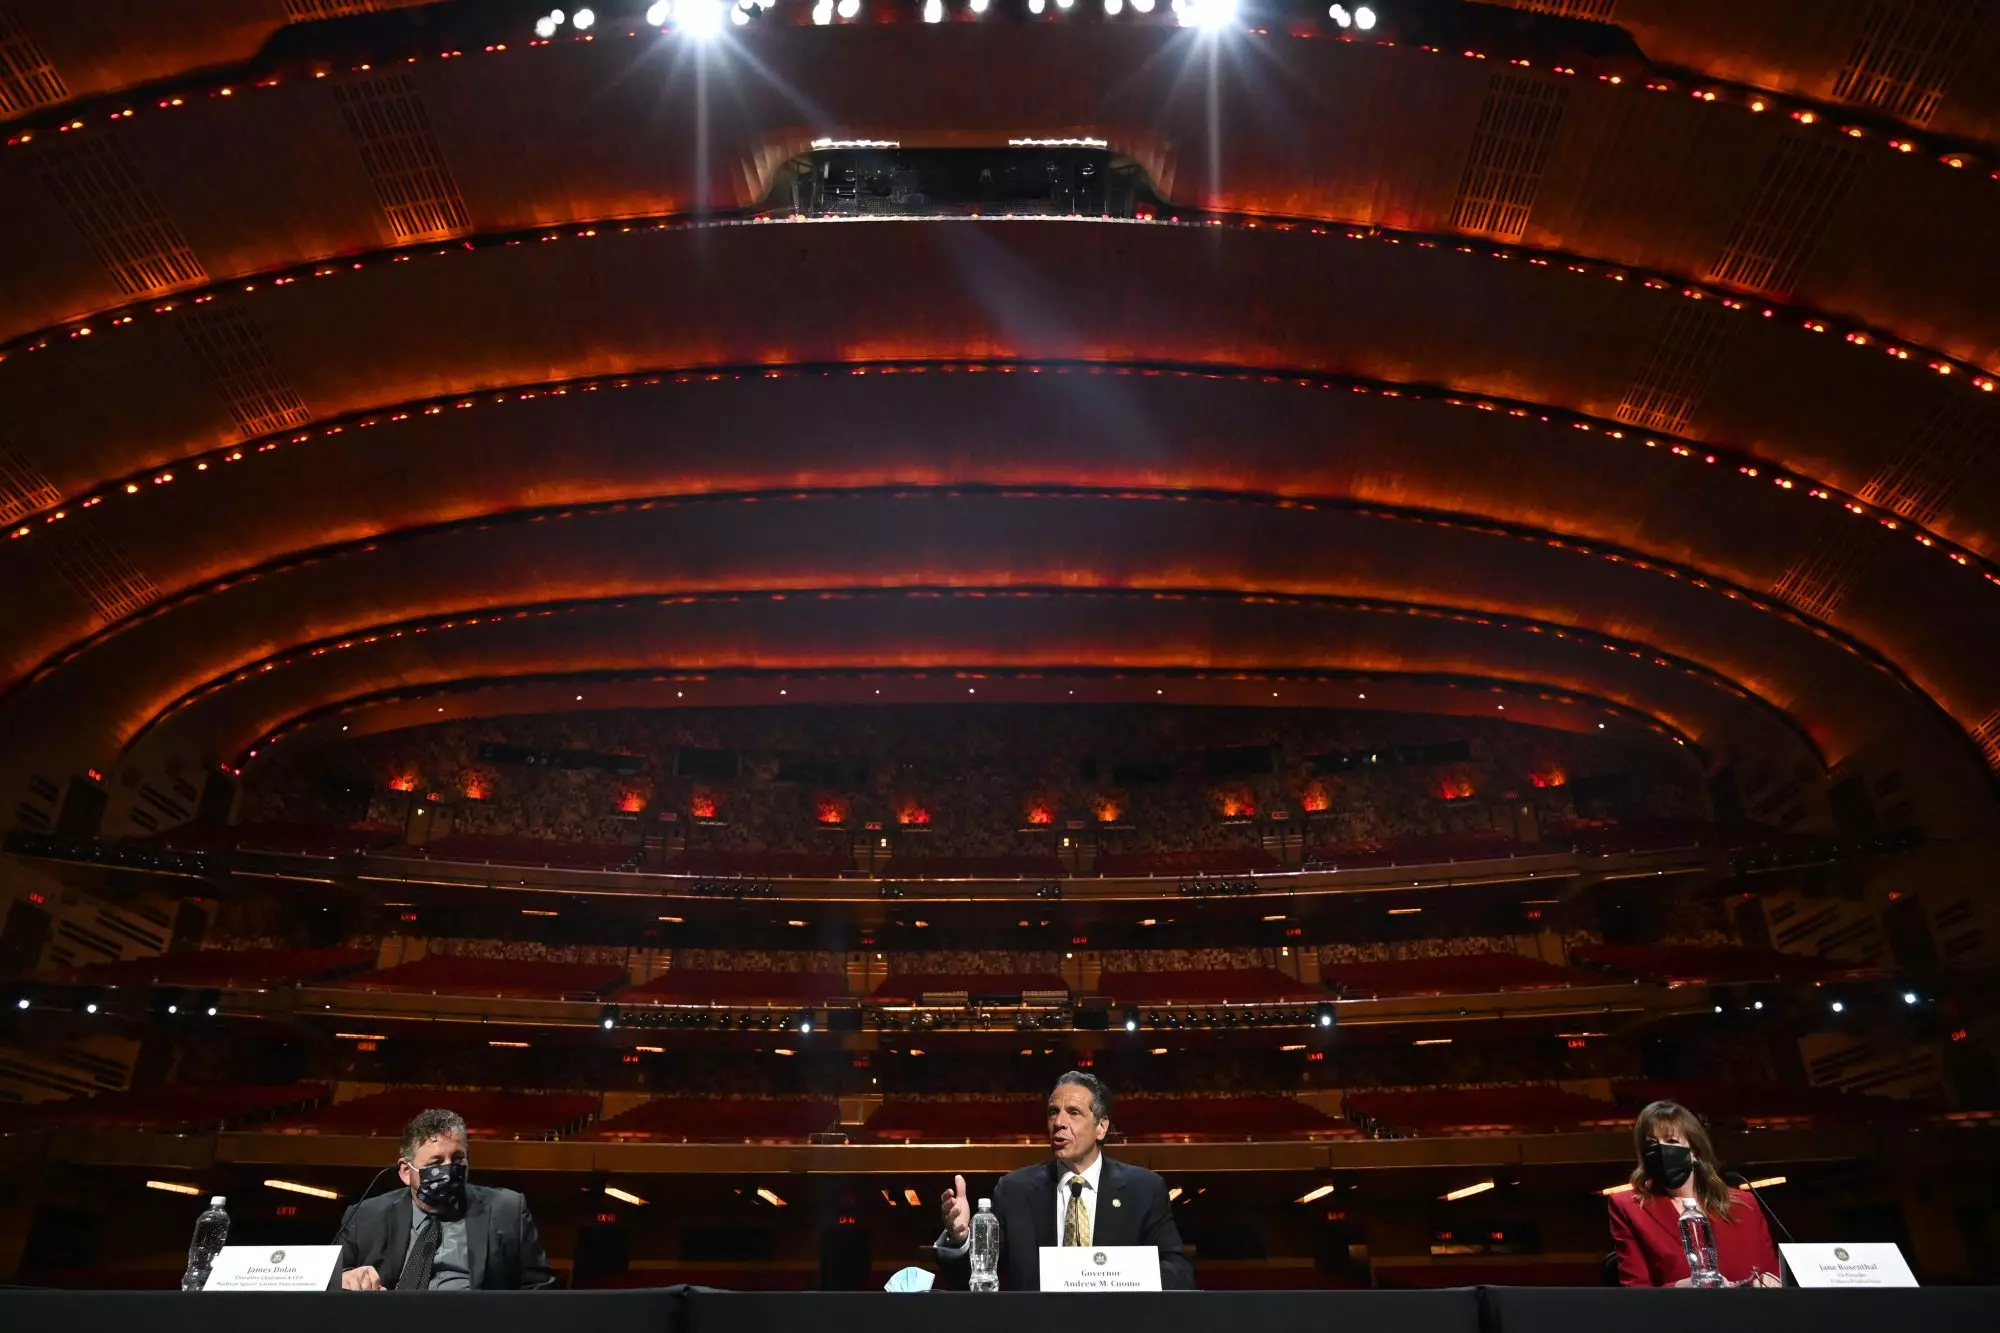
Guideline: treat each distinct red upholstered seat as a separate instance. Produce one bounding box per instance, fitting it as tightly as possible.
[330,954,626,1000]
[268,1087,599,1139]
[1098,967,1327,1004]
[582,1098,838,1142]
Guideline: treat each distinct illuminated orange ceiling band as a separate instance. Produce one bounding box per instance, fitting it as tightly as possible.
[219,664,1704,773]
[130,583,1814,760]
[7,481,1932,739]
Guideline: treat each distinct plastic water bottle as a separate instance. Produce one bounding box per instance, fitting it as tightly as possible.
[968,1198,1001,1292]
[1677,1205,1723,1288]
[181,1195,230,1292]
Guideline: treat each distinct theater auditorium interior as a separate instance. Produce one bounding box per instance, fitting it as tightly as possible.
[1,0,1998,1296]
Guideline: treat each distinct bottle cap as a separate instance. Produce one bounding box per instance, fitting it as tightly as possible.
[211,1196,226,1207]
[978,1199,991,1210]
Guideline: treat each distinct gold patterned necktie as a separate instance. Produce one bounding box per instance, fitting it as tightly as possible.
[1063,1176,1091,1247]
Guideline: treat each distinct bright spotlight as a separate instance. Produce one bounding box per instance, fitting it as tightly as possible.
[1830,1000,1845,1014]
[1132,0,1153,10]
[800,1019,813,1034]
[572,6,594,27]
[645,0,670,23]
[923,0,943,19]
[1105,0,1123,12]
[14,997,27,1010]
[1028,0,1045,10]
[1329,3,1350,24]
[1178,0,1237,28]
[534,15,558,36]
[1057,0,1076,8]
[680,0,725,35]
[837,0,860,16]
[970,0,989,10]
[813,0,833,20]
[549,7,566,21]
[85,1002,99,1014]
[1354,3,1376,28]
[730,3,749,23]
[1903,991,1918,1005]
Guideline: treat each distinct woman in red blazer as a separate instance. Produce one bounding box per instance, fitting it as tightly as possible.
[1607,1099,1782,1287]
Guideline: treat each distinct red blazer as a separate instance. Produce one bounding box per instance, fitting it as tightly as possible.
[1608,1188,1780,1287]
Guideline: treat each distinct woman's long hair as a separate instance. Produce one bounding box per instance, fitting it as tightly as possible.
[1629,1099,1735,1221]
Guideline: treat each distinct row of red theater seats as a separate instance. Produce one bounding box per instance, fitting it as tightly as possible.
[7,1083,1924,1140]
[1320,954,1600,998]
[149,822,1722,876]
[327,955,629,999]
[583,1095,1356,1143]
[1570,943,1871,985]
[43,946,376,989]
[1344,1086,1626,1136]
[0,1083,331,1134]
[42,955,1631,1004]
[266,1088,602,1138]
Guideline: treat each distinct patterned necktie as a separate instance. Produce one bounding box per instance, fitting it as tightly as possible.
[1063,1177,1090,1247]
[397,1214,440,1292]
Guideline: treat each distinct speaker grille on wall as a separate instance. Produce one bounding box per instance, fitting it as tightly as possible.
[1449,73,1570,240]
[285,0,430,18]
[176,304,314,439]
[32,519,161,623]
[1857,396,1996,527]
[1472,0,1617,18]
[0,439,62,527]
[1769,511,1887,623]
[34,133,207,296]
[1707,136,1861,298]
[331,72,472,242]
[1831,0,1985,125]
[0,6,66,116]
[1614,301,1739,435]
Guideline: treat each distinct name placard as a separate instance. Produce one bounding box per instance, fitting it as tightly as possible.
[1038,1245,1163,1292]
[202,1244,344,1291]
[1779,1242,1918,1288]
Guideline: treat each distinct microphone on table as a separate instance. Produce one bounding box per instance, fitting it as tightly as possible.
[1725,1171,1795,1286]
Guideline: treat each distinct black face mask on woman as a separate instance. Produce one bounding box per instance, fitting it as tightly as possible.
[1642,1140,1696,1191]
[413,1159,469,1218]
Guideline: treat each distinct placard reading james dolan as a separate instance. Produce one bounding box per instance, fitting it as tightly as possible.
[202,1244,344,1291]
[1038,1245,1164,1292]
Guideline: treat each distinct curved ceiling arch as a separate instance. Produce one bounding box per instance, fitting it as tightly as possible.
[10,2,1995,153]
[137,591,1795,770]
[8,224,2000,556]
[2,27,1995,359]
[137,584,1815,756]
[230,665,1712,791]
[6,481,1933,717]
[5,219,1993,570]
[9,491,1969,786]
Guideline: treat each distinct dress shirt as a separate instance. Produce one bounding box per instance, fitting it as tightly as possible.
[404,1204,471,1291]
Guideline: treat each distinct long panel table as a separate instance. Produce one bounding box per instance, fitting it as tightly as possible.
[2,1284,1995,1333]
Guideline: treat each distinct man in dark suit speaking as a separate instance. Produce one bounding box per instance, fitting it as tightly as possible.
[335,1108,554,1291]
[934,1071,1194,1290]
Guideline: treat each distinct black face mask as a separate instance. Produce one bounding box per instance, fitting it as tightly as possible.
[1642,1140,1696,1191]
[412,1159,468,1218]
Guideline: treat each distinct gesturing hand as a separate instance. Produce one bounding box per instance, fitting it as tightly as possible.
[939,1174,972,1242]
[340,1265,384,1291]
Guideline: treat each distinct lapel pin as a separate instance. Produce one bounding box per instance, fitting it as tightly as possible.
[1112,1198,1122,1208]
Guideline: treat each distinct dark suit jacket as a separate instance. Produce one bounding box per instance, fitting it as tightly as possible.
[335,1183,555,1290]
[935,1156,1195,1291]
[1608,1189,1780,1287]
